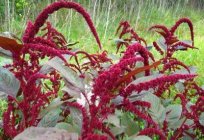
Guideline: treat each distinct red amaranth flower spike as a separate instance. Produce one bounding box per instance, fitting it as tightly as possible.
[84,134,108,140]
[124,74,196,96]
[65,101,89,138]
[115,21,147,53]
[162,59,190,73]
[153,41,164,55]
[23,1,102,49]
[174,94,189,115]
[122,43,152,75]
[122,99,158,127]
[149,25,170,38]
[23,43,74,63]
[171,41,195,50]
[170,18,194,46]
[32,37,58,49]
[132,100,151,108]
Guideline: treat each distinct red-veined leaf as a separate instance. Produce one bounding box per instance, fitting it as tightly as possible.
[116,60,161,87]
[0,36,23,54]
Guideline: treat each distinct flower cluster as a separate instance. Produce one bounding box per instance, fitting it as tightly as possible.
[0,1,204,140]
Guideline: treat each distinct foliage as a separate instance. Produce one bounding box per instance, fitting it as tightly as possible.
[0,1,4,19]
[15,0,28,16]
[0,1,204,140]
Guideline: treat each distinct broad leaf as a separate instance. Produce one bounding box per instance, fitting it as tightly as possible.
[14,127,78,140]
[185,102,194,112]
[55,122,71,130]
[173,66,197,75]
[61,86,81,99]
[183,135,193,140]
[38,98,64,119]
[175,82,185,92]
[112,95,124,105]
[46,57,85,93]
[199,112,204,126]
[0,36,23,53]
[55,122,78,133]
[0,91,7,99]
[0,67,20,98]
[110,126,125,136]
[39,55,71,74]
[114,38,126,45]
[123,73,163,97]
[165,104,182,128]
[147,45,153,50]
[116,61,161,86]
[108,54,120,62]
[0,120,2,128]
[121,113,140,136]
[128,74,163,86]
[142,93,165,123]
[105,114,120,127]
[108,110,125,136]
[176,40,192,50]
[129,135,152,140]
[66,106,83,134]
[157,37,167,51]
[128,88,154,102]
[38,108,61,127]
[0,47,12,58]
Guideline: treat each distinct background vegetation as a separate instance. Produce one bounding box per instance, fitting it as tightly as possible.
[0,0,204,84]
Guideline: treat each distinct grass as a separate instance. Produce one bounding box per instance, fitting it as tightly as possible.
[0,0,204,119]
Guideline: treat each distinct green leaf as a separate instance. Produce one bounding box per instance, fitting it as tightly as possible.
[165,104,182,128]
[128,88,154,102]
[168,117,186,129]
[46,57,85,93]
[129,135,152,140]
[38,108,61,127]
[185,102,194,112]
[67,106,83,134]
[0,67,20,98]
[100,62,111,70]
[61,86,81,99]
[174,66,197,75]
[175,82,185,92]
[55,122,78,133]
[126,74,163,99]
[112,95,123,105]
[55,122,70,130]
[105,114,120,127]
[199,112,204,126]
[129,74,164,86]
[176,40,192,50]
[0,47,12,59]
[38,97,64,119]
[142,93,165,123]
[157,37,167,51]
[121,113,140,136]
[13,127,78,140]
[183,135,193,140]
[114,38,126,45]
[39,55,71,74]
[161,99,173,107]
[111,126,125,136]
[147,46,153,50]
[108,54,120,62]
